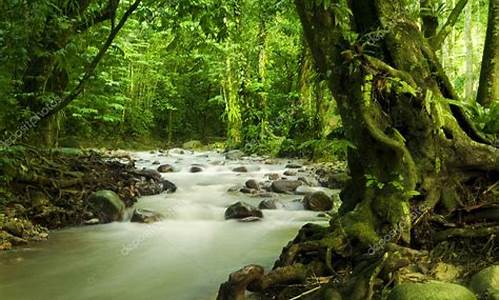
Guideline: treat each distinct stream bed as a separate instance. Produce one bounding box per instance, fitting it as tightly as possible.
[0,150,334,300]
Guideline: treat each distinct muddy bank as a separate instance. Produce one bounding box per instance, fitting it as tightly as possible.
[0,146,171,250]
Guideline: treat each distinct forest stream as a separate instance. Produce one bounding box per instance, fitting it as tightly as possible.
[0,150,335,300]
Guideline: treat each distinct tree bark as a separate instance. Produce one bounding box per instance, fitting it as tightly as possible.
[293,1,497,298]
[477,0,499,107]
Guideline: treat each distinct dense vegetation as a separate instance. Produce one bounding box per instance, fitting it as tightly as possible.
[0,0,498,299]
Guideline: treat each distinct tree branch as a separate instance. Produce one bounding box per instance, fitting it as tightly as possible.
[42,0,142,120]
[430,0,468,49]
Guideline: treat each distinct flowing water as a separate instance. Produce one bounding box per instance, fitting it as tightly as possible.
[0,150,334,300]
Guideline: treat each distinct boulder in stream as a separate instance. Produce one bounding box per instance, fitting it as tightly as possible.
[157,164,174,173]
[88,190,125,223]
[160,179,177,193]
[232,166,248,173]
[285,163,302,169]
[224,202,263,220]
[258,199,284,210]
[271,180,302,194]
[303,191,333,211]
[190,166,203,173]
[245,179,259,190]
[131,208,164,224]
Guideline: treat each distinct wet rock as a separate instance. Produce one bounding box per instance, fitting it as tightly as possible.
[303,191,333,211]
[224,202,263,220]
[388,282,476,300]
[232,166,248,173]
[240,187,257,194]
[318,172,351,189]
[266,173,280,181]
[245,179,259,190]
[84,218,100,225]
[469,265,499,300]
[183,140,203,149]
[284,170,297,176]
[254,192,274,198]
[295,185,317,195]
[271,180,302,194]
[258,199,284,210]
[160,179,177,193]
[149,151,155,154]
[190,166,203,173]
[238,216,262,223]
[209,160,225,166]
[152,160,161,165]
[134,168,162,181]
[225,150,245,160]
[157,164,174,173]
[131,208,164,224]
[285,163,302,169]
[264,159,278,165]
[88,190,125,223]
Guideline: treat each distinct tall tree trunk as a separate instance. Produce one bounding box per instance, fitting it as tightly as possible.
[477,0,499,107]
[464,0,475,100]
[245,1,497,298]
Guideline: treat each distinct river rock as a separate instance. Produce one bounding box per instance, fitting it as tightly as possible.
[225,150,245,160]
[224,202,263,220]
[388,282,476,300]
[190,166,203,173]
[258,199,284,210]
[266,173,280,180]
[318,172,351,189]
[469,265,499,300]
[183,140,203,149]
[157,164,174,173]
[245,179,259,190]
[88,190,125,223]
[285,163,302,169]
[152,160,161,165]
[295,185,317,195]
[232,166,248,173]
[160,179,177,193]
[284,170,297,176]
[134,168,162,181]
[271,180,302,194]
[240,187,257,194]
[303,191,333,211]
[131,208,164,224]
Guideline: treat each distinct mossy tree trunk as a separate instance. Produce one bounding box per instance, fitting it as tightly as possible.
[289,0,498,297]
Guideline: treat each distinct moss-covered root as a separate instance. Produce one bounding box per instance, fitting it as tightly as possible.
[216,265,264,300]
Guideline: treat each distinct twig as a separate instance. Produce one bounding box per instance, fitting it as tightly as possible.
[288,286,322,300]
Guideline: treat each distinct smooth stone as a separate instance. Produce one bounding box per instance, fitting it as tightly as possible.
[240,187,257,194]
[295,185,317,195]
[224,202,263,220]
[469,265,499,300]
[157,164,174,173]
[388,282,477,300]
[160,179,177,193]
[232,166,248,173]
[303,191,333,211]
[285,163,302,169]
[152,160,161,165]
[88,190,125,223]
[258,199,284,210]
[284,170,297,176]
[190,166,203,173]
[245,179,259,190]
[271,180,302,194]
[131,208,164,224]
